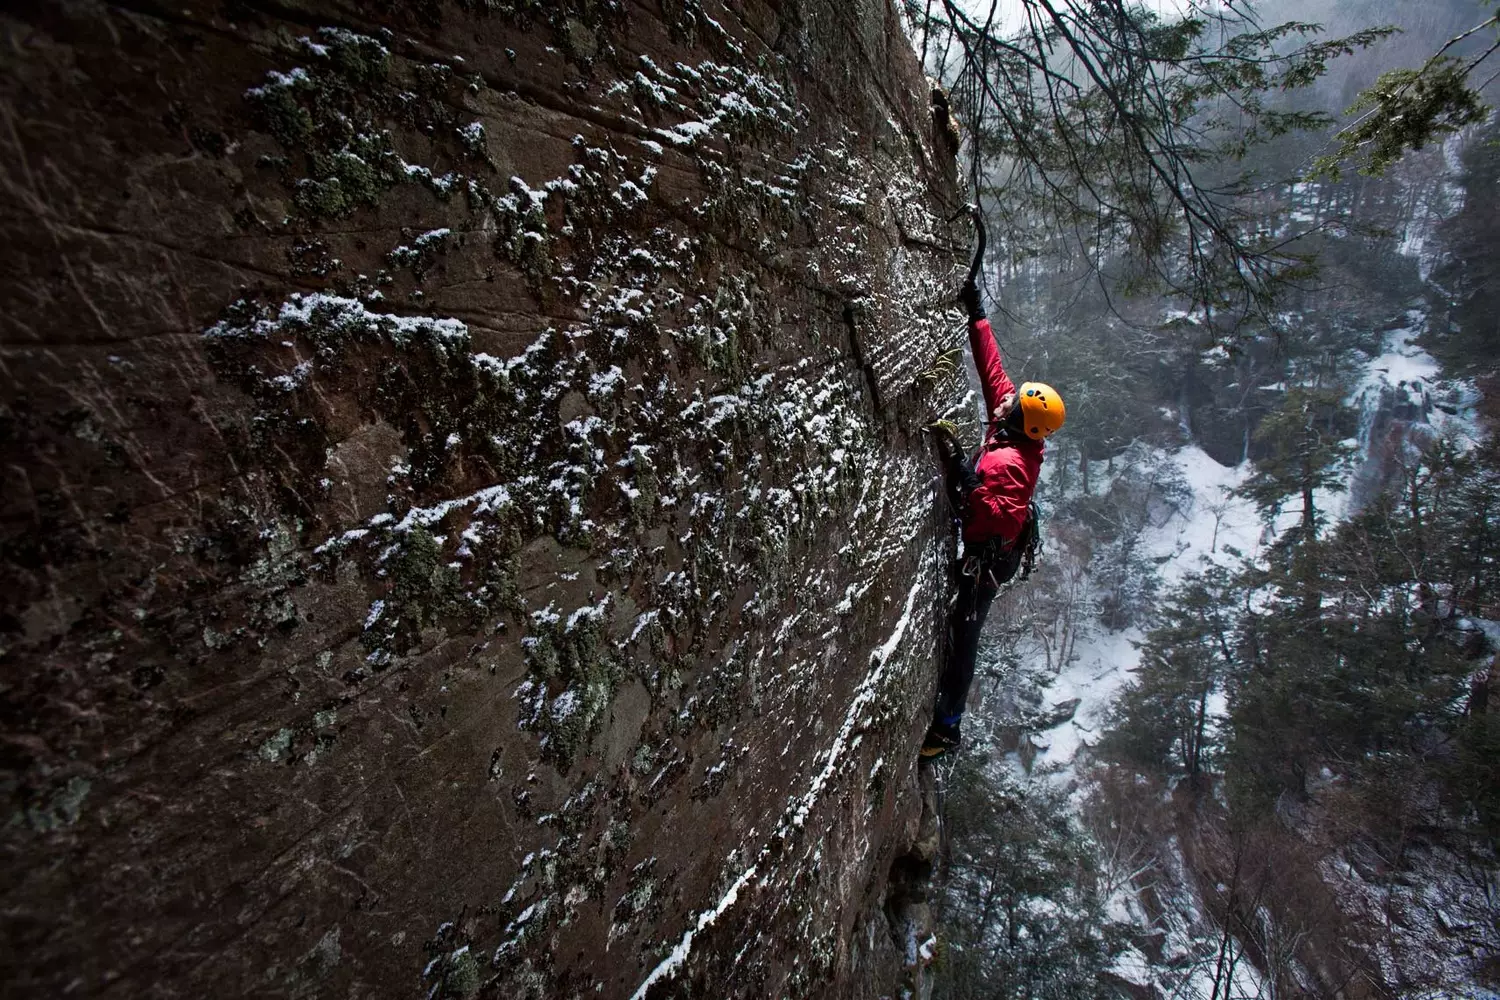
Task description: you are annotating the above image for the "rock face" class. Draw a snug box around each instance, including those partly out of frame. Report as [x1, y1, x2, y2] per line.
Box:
[0, 1, 966, 997]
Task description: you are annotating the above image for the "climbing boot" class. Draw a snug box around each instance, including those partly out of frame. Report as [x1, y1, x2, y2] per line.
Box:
[919, 720, 961, 759]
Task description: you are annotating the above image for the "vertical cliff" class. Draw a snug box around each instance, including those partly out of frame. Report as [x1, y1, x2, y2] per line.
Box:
[1, 0, 966, 996]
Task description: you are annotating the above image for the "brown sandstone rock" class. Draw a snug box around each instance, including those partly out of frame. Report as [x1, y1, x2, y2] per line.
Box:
[0, 1, 965, 996]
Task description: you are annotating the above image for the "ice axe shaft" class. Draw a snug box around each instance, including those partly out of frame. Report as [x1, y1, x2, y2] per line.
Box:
[948, 203, 985, 290]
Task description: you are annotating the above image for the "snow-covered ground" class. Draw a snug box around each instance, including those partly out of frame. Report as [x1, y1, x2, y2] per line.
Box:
[1023, 447, 1274, 995]
[995, 313, 1497, 998]
[1364, 312, 1442, 389]
[1033, 444, 1261, 769]
[1035, 309, 1483, 777]
[1108, 832, 1272, 1000]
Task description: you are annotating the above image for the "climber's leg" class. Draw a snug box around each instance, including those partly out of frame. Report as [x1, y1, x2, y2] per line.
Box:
[923, 570, 999, 756]
[926, 419, 979, 517]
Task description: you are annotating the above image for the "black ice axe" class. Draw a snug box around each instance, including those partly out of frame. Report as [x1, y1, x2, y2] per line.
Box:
[949, 202, 985, 296]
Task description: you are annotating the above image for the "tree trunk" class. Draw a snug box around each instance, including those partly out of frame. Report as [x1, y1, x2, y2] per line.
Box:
[1299, 466, 1322, 616]
[1190, 686, 1210, 781]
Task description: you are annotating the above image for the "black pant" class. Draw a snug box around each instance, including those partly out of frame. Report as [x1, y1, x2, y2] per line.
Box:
[933, 565, 1000, 724]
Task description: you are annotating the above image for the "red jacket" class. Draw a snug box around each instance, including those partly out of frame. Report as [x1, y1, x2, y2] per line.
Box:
[965, 317, 1044, 544]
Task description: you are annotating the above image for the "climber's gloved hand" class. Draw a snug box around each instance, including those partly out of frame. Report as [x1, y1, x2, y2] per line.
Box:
[958, 280, 985, 321]
[925, 418, 963, 460]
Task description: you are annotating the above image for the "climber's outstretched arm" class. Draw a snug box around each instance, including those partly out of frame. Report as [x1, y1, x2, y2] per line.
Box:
[958, 285, 1016, 424]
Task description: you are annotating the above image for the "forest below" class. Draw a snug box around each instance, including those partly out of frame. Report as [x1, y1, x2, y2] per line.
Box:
[909, 1, 1500, 997]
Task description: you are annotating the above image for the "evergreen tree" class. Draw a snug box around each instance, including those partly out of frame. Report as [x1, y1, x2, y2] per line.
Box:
[1426, 122, 1500, 380]
[1064, 444, 1189, 631]
[1311, 8, 1499, 179]
[1098, 566, 1244, 781]
[934, 748, 1125, 1000]
[1225, 436, 1495, 819]
[1236, 384, 1357, 611]
[906, 0, 1396, 323]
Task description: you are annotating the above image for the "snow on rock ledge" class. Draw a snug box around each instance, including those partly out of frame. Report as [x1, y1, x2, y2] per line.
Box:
[0, 2, 965, 996]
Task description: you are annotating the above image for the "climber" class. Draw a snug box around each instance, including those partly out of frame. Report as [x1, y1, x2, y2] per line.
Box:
[920, 258, 1065, 760]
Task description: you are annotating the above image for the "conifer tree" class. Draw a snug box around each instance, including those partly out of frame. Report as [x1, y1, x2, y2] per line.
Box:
[1099, 566, 1243, 781]
[1426, 121, 1500, 379]
[905, 0, 1397, 324]
[935, 748, 1123, 1000]
[1226, 436, 1493, 815]
[1311, 9, 1499, 179]
[1235, 385, 1356, 611]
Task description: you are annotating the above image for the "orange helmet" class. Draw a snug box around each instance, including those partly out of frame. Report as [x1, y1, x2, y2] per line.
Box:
[1018, 382, 1065, 441]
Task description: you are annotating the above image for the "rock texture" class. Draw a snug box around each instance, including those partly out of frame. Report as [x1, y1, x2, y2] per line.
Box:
[1, 0, 967, 997]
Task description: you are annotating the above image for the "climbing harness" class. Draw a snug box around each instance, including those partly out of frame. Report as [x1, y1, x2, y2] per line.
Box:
[956, 501, 1042, 613]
